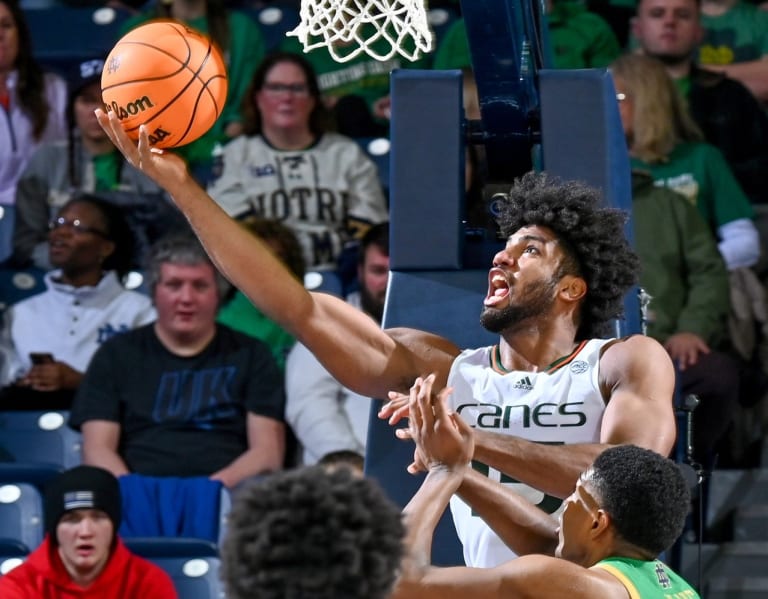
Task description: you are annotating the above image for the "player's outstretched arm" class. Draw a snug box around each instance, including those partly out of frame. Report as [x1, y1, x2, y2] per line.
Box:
[95, 110, 455, 397]
[471, 335, 676, 499]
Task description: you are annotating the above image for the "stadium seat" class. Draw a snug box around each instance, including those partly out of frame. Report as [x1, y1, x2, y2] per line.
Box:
[0, 538, 28, 577]
[355, 137, 391, 198]
[0, 410, 82, 469]
[0, 463, 62, 488]
[24, 6, 133, 74]
[251, 4, 300, 52]
[144, 554, 226, 599]
[0, 483, 45, 552]
[0, 266, 46, 313]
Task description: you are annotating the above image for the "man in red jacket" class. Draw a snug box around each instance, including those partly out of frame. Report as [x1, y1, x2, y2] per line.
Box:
[0, 465, 177, 598]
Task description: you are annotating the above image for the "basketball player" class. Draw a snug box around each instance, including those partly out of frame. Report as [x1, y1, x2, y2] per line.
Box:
[95, 110, 677, 568]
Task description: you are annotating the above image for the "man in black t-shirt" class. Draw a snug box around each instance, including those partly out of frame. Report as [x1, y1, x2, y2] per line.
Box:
[70, 233, 286, 489]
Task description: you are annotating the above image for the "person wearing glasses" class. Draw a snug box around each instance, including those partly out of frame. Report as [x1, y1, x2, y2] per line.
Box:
[207, 51, 388, 272]
[0, 195, 155, 408]
[11, 57, 172, 271]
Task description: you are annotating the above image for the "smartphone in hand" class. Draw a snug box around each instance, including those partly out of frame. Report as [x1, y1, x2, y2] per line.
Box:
[29, 352, 54, 365]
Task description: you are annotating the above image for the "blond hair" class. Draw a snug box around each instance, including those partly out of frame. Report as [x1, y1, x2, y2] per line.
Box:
[610, 54, 703, 163]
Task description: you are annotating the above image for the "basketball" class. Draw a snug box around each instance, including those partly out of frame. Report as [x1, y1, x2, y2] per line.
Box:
[101, 21, 228, 149]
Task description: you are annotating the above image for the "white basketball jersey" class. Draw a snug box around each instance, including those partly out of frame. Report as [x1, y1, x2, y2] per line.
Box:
[446, 338, 613, 568]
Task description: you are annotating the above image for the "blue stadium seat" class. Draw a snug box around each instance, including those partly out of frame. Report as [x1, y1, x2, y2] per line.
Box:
[0, 266, 46, 313]
[0, 463, 62, 488]
[24, 6, 133, 74]
[354, 137, 391, 197]
[0, 483, 44, 551]
[143, 554, 226, 599]
[0, 410, 82, 469]
[248, 4, 300, 52]
[0, 538, 28, 577]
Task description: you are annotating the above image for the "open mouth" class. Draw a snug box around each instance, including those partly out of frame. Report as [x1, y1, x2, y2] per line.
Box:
[485, 268, 511, 307]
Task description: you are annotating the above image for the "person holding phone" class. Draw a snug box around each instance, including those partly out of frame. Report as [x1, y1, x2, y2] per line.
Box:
[0, 195, 155, 409]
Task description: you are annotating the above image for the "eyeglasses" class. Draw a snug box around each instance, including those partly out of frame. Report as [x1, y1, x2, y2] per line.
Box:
[48, 216, 109, 238]
[261, 82, 310, 96]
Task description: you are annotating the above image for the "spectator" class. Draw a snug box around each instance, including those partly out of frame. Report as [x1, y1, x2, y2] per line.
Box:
[217, 216, 305, 370]
[120, 0, 266, 178]
[0, 195, 155, 409]
[285, 222, 389, 467]
[698, 0, 768, 104]
[69, 232, 285, 490]
[610, 53, 760, 271]
[0, 465, 177, 598]
[433, 0, 620, 72]
[632, 0, 768, 205]
[12, 57, 176, 270]
[207, 51, 388, 271]
[632, 169, 736, 467]
[0, 0, 67, 260]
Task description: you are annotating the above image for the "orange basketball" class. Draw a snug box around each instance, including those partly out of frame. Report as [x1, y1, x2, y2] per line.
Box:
[101, 21, 228, 149]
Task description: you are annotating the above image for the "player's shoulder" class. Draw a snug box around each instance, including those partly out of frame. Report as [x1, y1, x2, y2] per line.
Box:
[598, 334, 672, 374]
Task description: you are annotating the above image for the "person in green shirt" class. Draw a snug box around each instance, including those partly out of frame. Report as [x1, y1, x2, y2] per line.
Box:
[120, 0, 266, 179]
[699, 0, 768, 103]
[610, 53, 760, 272]
[432, 0, 620, 71]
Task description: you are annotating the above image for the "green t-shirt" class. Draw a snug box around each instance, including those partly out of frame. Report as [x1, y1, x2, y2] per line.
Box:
[432, 6, 619, 72]
[216, 291, 295, 371]
[547, 2, 621, 69]
[699, 2, 768, 65]
[92, 151, 122, 191]
[630, 141, 754, 231]
[594, 557, 700, 598]
[120, 11, 266, 171]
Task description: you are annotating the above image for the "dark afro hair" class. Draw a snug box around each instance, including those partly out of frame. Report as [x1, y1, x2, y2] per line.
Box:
[494, 171, 639, 339]
[220, 466, 405, 599]
[590, 445, 691, 556]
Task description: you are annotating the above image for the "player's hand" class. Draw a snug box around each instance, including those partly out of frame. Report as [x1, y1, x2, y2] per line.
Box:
[95, 108, 190, 194]
[663, 332, 709, 371]
[379, 390, 410, 424]
[408, 374, 473, 474]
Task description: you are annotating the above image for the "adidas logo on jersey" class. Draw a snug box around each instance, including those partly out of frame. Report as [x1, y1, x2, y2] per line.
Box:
[513, 376, 533, 390]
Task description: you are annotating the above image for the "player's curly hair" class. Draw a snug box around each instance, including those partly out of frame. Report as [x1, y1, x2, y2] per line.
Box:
[495, 171, 639, 339]
[220, 466, 405, 599]
[590, 445, 691, 555]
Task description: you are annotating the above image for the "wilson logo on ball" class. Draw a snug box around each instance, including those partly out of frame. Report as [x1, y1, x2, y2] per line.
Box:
[101, 20, 228, 149]
[108, 96, 155, 119]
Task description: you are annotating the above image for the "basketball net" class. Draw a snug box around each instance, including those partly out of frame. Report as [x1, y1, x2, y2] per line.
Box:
[287, 0, 434, 63]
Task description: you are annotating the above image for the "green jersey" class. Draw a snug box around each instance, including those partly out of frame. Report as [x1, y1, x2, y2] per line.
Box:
[630, 141, 753, 231]
[593, 557, 700, 598]
[699, 2, 768, 65]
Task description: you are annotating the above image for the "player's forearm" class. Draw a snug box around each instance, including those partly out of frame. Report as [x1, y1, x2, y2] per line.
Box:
[165, 176, 313, 333]
[473, 431, 611, 498]
[457, 468, 558, 556]
[401, 467, 463, 574]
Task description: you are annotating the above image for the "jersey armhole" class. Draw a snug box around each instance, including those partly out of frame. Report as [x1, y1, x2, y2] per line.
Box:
[591, 563, 641, 599]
